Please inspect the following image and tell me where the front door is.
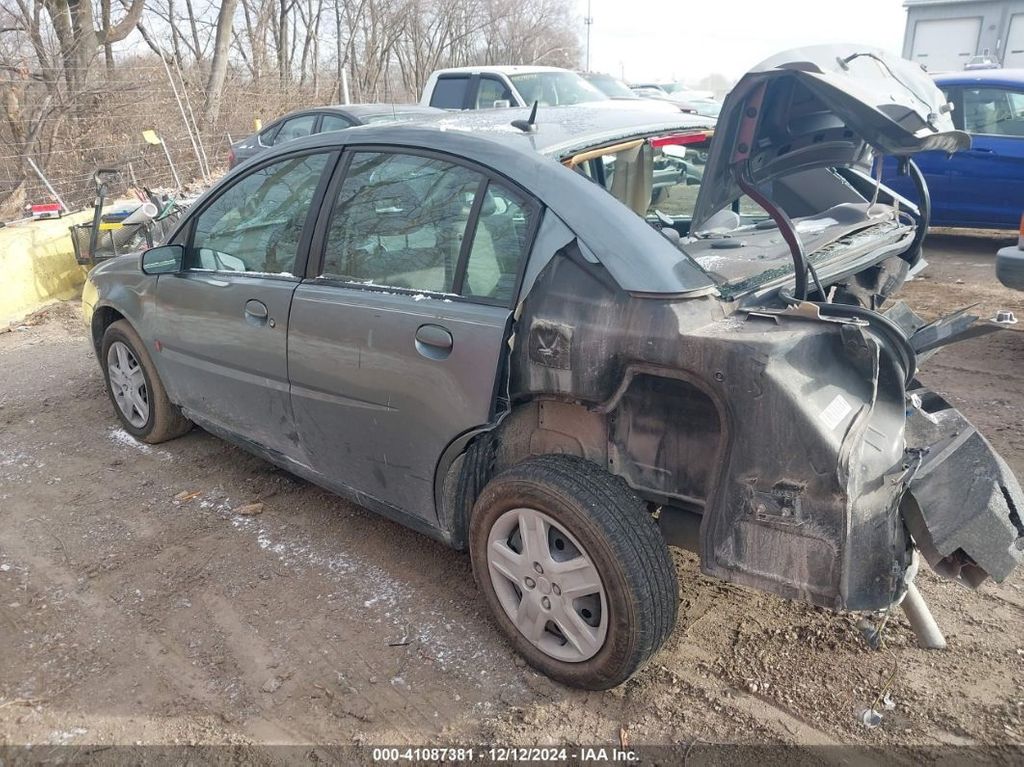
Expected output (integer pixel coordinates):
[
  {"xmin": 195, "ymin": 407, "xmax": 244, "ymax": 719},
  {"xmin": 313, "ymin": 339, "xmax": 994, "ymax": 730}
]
[
  {"xmin": 945, "ymin": 84, "xmax": 1024, "ymax": 228},
  {"xmin": 154, "ymin": 151, "xmax": 335, "ymax": 454},
  {"xmin": 288, "ymin": 149, "xmax": 539, "ymax": 522}
]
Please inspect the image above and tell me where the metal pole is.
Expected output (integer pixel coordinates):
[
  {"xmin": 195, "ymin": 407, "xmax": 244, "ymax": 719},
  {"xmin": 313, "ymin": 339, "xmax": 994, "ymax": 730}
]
[
  {"xmin": 584, "ymin": 0, "xmax": 593, "ymax": 72},
  {"xmin": 173, "ymin": 54, "xmax": 211, "ymax": 180},
  {"xmin": 161, "ymin": 142, "xmax": 182, "ymax": 192},
  {"xmin": 161, "ymin": 54, "xmax": 207, "ymax": 183},
  {"xmin": 26, "ymin": 156, "xmax": 69, "ymax": 212},
  {"xmin": 901, "ymin": 581, "xmax": 946, "ymax": 650},
  {"xmin": 342, "ymin": 69, "xmax": 351, "ymax": 105}
]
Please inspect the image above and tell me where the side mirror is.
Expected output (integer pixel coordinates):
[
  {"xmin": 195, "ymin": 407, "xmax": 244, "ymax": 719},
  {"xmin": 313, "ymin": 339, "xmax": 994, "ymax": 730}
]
[
  {"xmin": 141, "ymin": 244, "xmax": 184, "ymax": 274},
  {"xmin": 492, "ymin": 99, "xmax": 512, "ymax": 109}
]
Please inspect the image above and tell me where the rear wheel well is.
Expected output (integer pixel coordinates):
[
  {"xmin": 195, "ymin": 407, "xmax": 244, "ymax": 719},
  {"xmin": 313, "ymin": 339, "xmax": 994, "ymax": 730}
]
[
  {"xmin": 91, "ymin": 306, "xmax": 125, "ymax": 354},
  {"xmin": 448, "ymin": 377, "xmax": 725, "ymax": 545}
]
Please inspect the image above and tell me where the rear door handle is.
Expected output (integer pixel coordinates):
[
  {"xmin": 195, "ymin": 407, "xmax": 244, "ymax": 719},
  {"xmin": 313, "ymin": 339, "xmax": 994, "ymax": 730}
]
[
  {"xmin": 244, "ymin": 299, "xmax": 269, "ymax": 324},
  {"xmin": 415, "ymin": 323, "xmax": 453, "ymax": 359}
]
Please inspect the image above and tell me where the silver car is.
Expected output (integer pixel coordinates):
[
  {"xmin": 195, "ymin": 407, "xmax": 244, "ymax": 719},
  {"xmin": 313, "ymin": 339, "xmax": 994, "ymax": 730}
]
[{"xmin": 83, "ymin": 46, "xmax": 1023, "ymax": 690}]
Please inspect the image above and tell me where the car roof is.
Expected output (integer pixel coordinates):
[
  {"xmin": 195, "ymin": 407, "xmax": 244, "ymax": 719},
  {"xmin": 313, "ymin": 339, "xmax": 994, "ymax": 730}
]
[
  {"xmin": 268, "ymin": 103, "xmax": 440, "ymax": 125},
  {"xmin": 223, "ymin": 105, "xmax": 719, "ymax": 296},
  {"xmin": 934, "ymin": 69, "xmax": 1024, "ymax": 88},
  {"xmin": 431, "ymin": 65, "xmax": 572, "ymax": 76},
  {"xmin": 388, "ymin": 105, "xmax": 714, "ymax": 158}
]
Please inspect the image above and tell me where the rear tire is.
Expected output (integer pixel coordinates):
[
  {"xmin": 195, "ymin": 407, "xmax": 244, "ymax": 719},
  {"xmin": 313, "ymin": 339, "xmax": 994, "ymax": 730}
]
[
  {"xmin": 101, "ymin": 320, "xmax": 191, "ymax": 444},
  {"xmin": 469, "ymin": 454, "xmax": 677, "ymax": 689}
]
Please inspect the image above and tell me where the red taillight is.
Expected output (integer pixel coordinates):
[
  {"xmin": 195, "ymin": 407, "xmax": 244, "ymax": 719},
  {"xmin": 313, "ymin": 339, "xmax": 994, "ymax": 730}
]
[
  {"xmin": 650, "ymin": 132, "xmax": 711, "ymax": 148},
  {"xmin": 1018, "ymin": 213, "xmax": 1023, "ymax": 250}
]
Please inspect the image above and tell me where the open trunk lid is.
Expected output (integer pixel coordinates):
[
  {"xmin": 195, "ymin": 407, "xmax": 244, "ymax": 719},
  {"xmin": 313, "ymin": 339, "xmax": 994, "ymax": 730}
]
[{"xmin": 691, "ymin": 44, "xmax": 970, "ymax": 232}]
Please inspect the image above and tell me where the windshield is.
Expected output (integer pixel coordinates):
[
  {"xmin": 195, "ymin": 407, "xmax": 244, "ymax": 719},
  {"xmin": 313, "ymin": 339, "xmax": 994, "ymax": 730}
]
[
  {"xmin": 509, "ymin": 72, "xmax": 608, "ymax": 106},
  {"xmin": 584, "ymin": 74, "xmax": 638, "ymax": 100}
]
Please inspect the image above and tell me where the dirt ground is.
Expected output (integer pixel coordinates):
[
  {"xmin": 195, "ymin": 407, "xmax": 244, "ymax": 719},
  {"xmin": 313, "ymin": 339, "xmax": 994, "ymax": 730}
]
[{"xmin": 2, "ymin": 233, "xmax": 1024, "ymax": 758}]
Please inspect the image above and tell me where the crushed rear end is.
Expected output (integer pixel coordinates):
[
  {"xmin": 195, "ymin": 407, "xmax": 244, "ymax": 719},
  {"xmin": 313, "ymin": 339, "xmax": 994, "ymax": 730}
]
[{"xmin": 676, "ymin": 46, "xmax": 1022, "ymax": 615}]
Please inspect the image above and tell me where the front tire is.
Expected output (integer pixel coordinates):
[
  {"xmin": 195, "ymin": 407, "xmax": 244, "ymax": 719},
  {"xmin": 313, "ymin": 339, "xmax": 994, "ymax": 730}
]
[
  {"xmin": 101, "ymin": 320, "xmax": 191, "ymax": 444},
  {"xmin": 469, "ymin": 454, "xmax": 677, "ymax": 689}
]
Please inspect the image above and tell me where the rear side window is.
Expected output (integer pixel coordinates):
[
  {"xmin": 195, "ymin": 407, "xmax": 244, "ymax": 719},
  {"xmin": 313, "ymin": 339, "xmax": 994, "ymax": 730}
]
[
  {"xmin": 319, "ymin": 114, "xmax": 353, "ymax": 133},
  {"xmin": 189, "ymin": 153, "xmax": 330, "ymax": 274},
  {"xmin": 321, "ymin": 152, "xmax": 482, "ymax": 292},
  {"xmin": 273, "ymin": 114, "xmax": 317, "ymax": 144},
  {"xmin": 430, "ymin": 76, "xmax": 470, "ymax": 109},
  {"xmin": 463, "ymin": 183, "xmax": 534, "ymax": 303},
  {"xmin": 319, "ymin": 151, "xmax": 536, "ymax": 303}
]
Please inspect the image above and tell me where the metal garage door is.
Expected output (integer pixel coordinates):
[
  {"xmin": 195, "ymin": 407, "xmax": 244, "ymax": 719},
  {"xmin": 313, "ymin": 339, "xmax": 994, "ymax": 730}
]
[
  {"xmin": 1004, "ymin": 15, "xmax": 1024, "ymax": 68},
  {"xmin": 911, "ymin": 17, "xmax": 982, "ymax": 72}
]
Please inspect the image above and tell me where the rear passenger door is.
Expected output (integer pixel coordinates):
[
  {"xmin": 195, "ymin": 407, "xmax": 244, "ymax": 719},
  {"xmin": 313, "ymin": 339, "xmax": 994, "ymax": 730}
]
[{"xmin": 288, "ymin": 148, "xmax": 539, "ymax": 522}]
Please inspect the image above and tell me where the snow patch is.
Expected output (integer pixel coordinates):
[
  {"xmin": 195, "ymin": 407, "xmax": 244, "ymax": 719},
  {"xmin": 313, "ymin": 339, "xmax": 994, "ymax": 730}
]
[{"xmin": 108, "ymin": 428, "xmax": 172, "ymax": 460}]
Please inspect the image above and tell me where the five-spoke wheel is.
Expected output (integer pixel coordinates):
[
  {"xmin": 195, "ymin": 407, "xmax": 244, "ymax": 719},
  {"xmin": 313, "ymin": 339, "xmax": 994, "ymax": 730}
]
[
  {"xmin": 106, "ymin": 340, "xmax": 150, "ymax": 428},
  {"xmin": 470, "ymin": 454, "xmax": 678, "ymax": 690},
  {"xmin": 101, "ymin": 320, "xmax": 192, "ymax": 443}
]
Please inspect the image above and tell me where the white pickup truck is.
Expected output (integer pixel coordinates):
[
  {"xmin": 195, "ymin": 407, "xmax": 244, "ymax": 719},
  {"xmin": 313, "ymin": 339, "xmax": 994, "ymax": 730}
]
[
  {"xmin": 419, "ymin": 65, "xmax": 680, "ymax": 114},
  {"xmin": 420, "ymin": 65, "xmax": 606, "ymax": 109}
]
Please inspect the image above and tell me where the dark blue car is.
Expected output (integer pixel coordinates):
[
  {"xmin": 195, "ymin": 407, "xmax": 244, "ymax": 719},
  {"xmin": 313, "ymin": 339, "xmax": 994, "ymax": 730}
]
[{"xmin": 883, "ymin": 69, "xmax": 1024, "ymax": 229}]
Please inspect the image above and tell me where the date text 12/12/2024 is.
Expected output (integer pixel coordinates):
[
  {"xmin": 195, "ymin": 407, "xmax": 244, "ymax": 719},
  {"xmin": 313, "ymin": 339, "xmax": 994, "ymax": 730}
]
[{"xmin": 371, "ymin": 747, "xmax": 639, "ymax": 762}]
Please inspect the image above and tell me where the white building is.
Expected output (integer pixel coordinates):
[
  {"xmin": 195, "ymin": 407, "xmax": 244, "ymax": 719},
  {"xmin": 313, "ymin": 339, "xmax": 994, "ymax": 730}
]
[{"xmin": 903, "ymin": 0, "xmax": 1024, "ymax": 70}]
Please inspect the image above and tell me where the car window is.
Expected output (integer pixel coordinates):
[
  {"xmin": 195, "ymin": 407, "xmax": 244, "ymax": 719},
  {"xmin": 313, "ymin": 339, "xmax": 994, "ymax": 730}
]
[
  {"xmin": 962, "ymin": 87, "xmax": 1024, "ymax": 136},
  {"xmin": 321, "ymin": 152, "xmax": 484, "ymax": 292},
  {"xmin": 273, "ymin": 114, "xmax": 317, "ymax": 145},
  {"xmin": 430, "ymin": 76, "xmax": 470, "ymax": 109},
  {"xmin": 477, "ymin": 76, "xmax": 513, "ymax": 108},
  {"xmin": 509, "ymin": 72, "xmax": 607, "ymax": 106},
  {"xmin": 259, "ymin": 124, "xmax": 282, "ymax": 145},
  {"xmin": 463, "ymin": 182, "xmax": 535, "ymax": 303},
  {"xmin": 319, "ymin": 114, "xmax": 353, "ymax": 133},
  {"xmin": 579, "ymin": 139, "xmax": 763, "ymax": 224},
  {"xmin": 189, "ymin": 153, "xmax": 330, "ymax": 274}
]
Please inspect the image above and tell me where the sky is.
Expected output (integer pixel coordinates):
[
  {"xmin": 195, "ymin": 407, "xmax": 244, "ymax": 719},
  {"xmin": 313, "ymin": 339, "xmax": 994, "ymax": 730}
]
[{"xmin": 576, "ymin": 0, "xmax": 909, "ymax": 83}]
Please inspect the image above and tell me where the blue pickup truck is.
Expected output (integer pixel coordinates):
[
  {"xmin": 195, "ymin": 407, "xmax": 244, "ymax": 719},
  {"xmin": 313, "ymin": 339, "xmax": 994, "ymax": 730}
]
[{"xmin": 883, "ymin": 70, "xmax": 1024, "ymax": 229}]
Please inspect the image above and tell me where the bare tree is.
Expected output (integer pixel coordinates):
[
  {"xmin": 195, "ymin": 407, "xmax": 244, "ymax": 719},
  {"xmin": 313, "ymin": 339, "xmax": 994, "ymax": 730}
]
[{"xmin": 205, "ymin": 0, "xmax": 239, "ymax": 126}]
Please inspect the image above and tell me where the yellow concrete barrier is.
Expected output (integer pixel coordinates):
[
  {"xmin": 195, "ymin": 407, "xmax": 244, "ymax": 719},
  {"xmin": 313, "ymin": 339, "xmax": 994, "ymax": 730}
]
[{"xmin": 0, "ymin": 210, "xmax": 93, "ymax": 326}]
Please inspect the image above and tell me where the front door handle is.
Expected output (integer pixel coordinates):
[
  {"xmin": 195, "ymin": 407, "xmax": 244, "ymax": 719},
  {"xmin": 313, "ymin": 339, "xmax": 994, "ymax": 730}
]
[
  {"xmin": 415, "ymin": 323, "xmax": 453, "ymax": 359},
  {"xmin": 244, "ymin": 299, "xmax": 269, "ymax": 324},
  {"xmin": 967, "ymin": 147, "xmax": 995, "ymax": 154}
]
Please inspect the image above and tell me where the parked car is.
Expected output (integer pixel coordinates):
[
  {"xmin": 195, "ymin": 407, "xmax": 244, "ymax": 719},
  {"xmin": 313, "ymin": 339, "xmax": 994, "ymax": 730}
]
[
  {"xmin": 579, "ymin": 72, "xmax": 686, "ymax": 114},
  {"xmin": 642, "ymin": 83, "xmax": 723, "ymax": 118},
  {"xmin": 228, "ymin": 104, "xmax": 443, "ymax": 168},
  {"xmin": 996, "ymin": 214, "xmax": 1024, "ymax": 289},
  {"xmin": 83, "ymin": 45, "xmax": 1022, "ymax": 690},
  {"xmin": 629, "ymin": 83, "xmax": 721, "ymax": 117},
  {"xmin": 881, "ymin": 69, "xmax": 1024, "ymax": 229},
  {"xmin": 420, "ymin": 65, "xmax": 609, "ymax": 109},
  {"xmin": 631, "ymin": 86, "xmax": 699, "ymax": 114}
]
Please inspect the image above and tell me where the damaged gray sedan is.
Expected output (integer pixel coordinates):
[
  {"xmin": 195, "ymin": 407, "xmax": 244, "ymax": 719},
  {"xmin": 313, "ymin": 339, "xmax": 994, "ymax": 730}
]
[{"xmin": 83, "ymin": 45, "xmax": 1023, "ymax": 690}]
